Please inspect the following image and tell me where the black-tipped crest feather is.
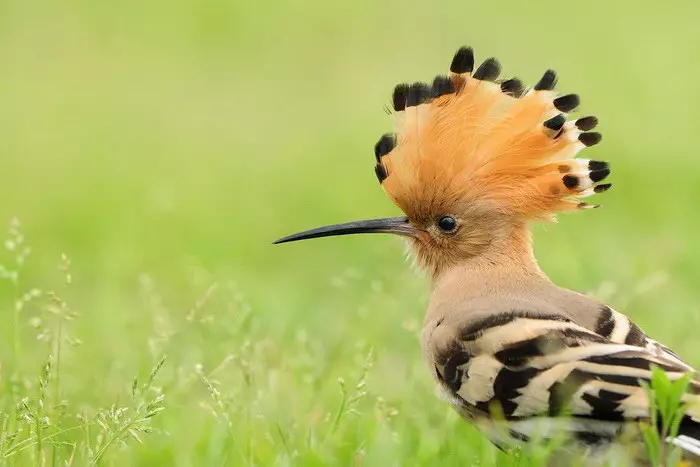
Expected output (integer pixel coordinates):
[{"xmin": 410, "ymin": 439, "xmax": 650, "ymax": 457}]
[
  {"xmin": 589, "ymin": 168, "xmax": 610, "ymax": 183},
  {"xmin": 594, "ymin": 183, "xmax": 612, "ymax": 193},
  {"xmin": 575, "ymin": 116, "xmax": 598, "ymax": 131},
  {"xmin": 431, "ymin": 75, "xmax": 456, "ymax": 98},
  {"xmin": 553, "ymin": 94, "xmax": 580, "ymax": 113},
  {"xmin": 473, "ymin": 58, "xmax": 501, "ymax": 81},
  {"xmin": 579, "ymin": 132, "xmax": 602, "ymax": 147},
  {"xmin": 543, "ymin": 114, "xmax": 566, "ymax": 131},
  {"xmin": 374, "ymin": 133, "xmax": 396, "ymax": 162},
  {"xmin": 588, "ymin": 160, "xmax": 608, "ymax": 171},
  {"xmin": 374, "ymin": 163, "xmax": 388, "ymax": 183},
  {"xmin": 500, "ymin": 78, "xmax": 525, "ymax": 97},
  {"xmin": 534, "ymin": 69, "xmax": 557, "ymax": 91},
  {"xmin": 562, "ymin": 175, "xmax": 579, "ymax": 189},
  {"xmin": 406, "ymin": 82, "xmax": 432, "ymax": 107},
  {"xmin": 450, "ymin": 46, "xmax": 474, "ymax": 74},
  {"xmin": 392, "ymin": 83, "xmax": 409, "ymax": 111}
]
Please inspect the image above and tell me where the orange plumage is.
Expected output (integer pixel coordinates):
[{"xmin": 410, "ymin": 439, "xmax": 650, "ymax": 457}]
[{"xmin": 375, "ymin": 46, "xmax": 610, "ymax": 223}]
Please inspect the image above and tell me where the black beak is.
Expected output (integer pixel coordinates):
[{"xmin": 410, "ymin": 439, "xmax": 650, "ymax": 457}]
[{"xmin": 273, "ymin": 216, "xmax": 415, "ymax": 244}]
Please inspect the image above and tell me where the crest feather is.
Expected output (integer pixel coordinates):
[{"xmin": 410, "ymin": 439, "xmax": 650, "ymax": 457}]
[{"xmin": 374, "ymin": 46, "xmax": 609, "ymax": 221}]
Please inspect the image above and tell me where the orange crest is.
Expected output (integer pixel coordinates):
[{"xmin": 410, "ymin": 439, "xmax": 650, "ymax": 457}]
[{"xmin": 374, "ymin": 46, "xmax": 610, "ymax": 222}]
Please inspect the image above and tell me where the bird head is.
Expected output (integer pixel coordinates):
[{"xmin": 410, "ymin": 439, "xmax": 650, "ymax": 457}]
[{"xmin": 275, "ymin": 46, "xmax": 610, "ymax": 277}]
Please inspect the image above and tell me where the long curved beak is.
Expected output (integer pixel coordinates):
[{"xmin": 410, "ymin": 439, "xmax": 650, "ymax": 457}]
[{"xmin": 273, "ymin": 216, "xmax": 415, "ymax": 244}]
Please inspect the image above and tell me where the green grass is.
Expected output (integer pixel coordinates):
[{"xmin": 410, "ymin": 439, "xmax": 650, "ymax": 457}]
[{"xmin": 1, "ymin": 0, "xmax": 700, "ymax": 465}]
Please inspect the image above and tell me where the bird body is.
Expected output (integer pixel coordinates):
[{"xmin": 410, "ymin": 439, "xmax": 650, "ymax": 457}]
[
  {"xmin": 275, "ymin": 45, "xmax": 700, "ymax": 465},
  {"xmin": 422, "ymin": 251, "xmax": 694, "ymax": 464}
]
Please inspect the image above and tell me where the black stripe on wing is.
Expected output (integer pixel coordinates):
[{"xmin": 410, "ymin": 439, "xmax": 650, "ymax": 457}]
[
  {"xmin": 460, "ymin": 310, "xmax": 571, "ymax": 341},
  {"xmin": 439, "ymin": 315, "xmax": 696, "ymax": 423},
  {"xmin": 594, "ymin": 306, "xmax": 615, "ymax": 338}
]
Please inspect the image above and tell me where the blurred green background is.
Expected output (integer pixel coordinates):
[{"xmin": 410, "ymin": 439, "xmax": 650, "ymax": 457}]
[{"xmin": 1, "ymin": 0, "xmax": 700, "ymax": 465}]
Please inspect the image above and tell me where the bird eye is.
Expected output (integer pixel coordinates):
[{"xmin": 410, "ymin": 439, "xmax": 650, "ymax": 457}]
[{"xmin": 437, "ymin": 215, "xmax": 457, "ymax": 233}]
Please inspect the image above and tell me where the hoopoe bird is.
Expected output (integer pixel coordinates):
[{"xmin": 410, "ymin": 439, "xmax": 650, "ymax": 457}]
[{"xmin": 275, "ymin": 46, "xmax": 700, "ymax": 464}]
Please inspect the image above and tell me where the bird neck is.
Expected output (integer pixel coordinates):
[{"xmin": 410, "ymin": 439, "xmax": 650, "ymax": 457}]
[{"xmin": 431, "ymin": 221, "xmax": 547, "ymax": 286}]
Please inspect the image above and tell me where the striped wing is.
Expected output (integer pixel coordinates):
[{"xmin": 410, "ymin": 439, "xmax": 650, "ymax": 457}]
[
  {"xmin": 433, "ymin": 312, "xmax": 700, "ymax": 443},
  {"xmin": 593, "ymin": 305, "xmax": 692, "ymax": 371}
]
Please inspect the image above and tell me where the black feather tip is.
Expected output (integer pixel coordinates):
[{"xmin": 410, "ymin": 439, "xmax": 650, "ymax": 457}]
[
  {"xmin": 579, "ymin": 132, "xmax": 602, "ymax": 147},
  {"xmin": 590, "ymin": 168, "xmax": 610, "ymax": 183},
  {"xmin": 431, "ymin": 75, "xmax": 456, "ymax": 98},
  {"xmin": 562, "ymin": 174, "xmax": 579, "ymax": 189},
  {"xmin": 375, "ymin": 164, "xmax": 388, "ymax": 183},
  {"xmin": 534, "ymin": 70, "xmax": 558, "ymax": 91},
  {"xmin": 450, "ymin": 46, "xmax": 474, "ymax": 74},
  {"xmin": 553, "ymin": 94, "xmax": 580, "ymax": 113},
  {"xmin": 543, "ymin": 114, "xmax": 566, "ymax": 131},
  {"xmin": 575, "ymin": 116, "xmax": 598, "ymax": 131},
  {"xmin": 392, "ymin": 83, "xmax": 409, "ymax": 112},
  {"xmin": 406, "ymin": 82, "xmax": 432, "ymax": 107},
  {"xmin": 500, "ymin": 78, "xmax": 525, "ymax": 97},
  {"xmin": 594, "ymin": 183, "xmax": 612, "ymax": 193},
  {"xmin": 588, "ymin": 160, "xmax": 608, "ymax": 171},
  {"xmin": 374, "ymin": 133, "xmax": 396, "ymax": 162},
  {"xmin": 473, "ymin": 57, "xmax": 501, "ymax": 81}
]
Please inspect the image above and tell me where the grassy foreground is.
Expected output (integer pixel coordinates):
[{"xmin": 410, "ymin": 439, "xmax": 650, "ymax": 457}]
[{"xmin": 1, "ymin": 0, "xmax": 700, "ymax": 465}]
